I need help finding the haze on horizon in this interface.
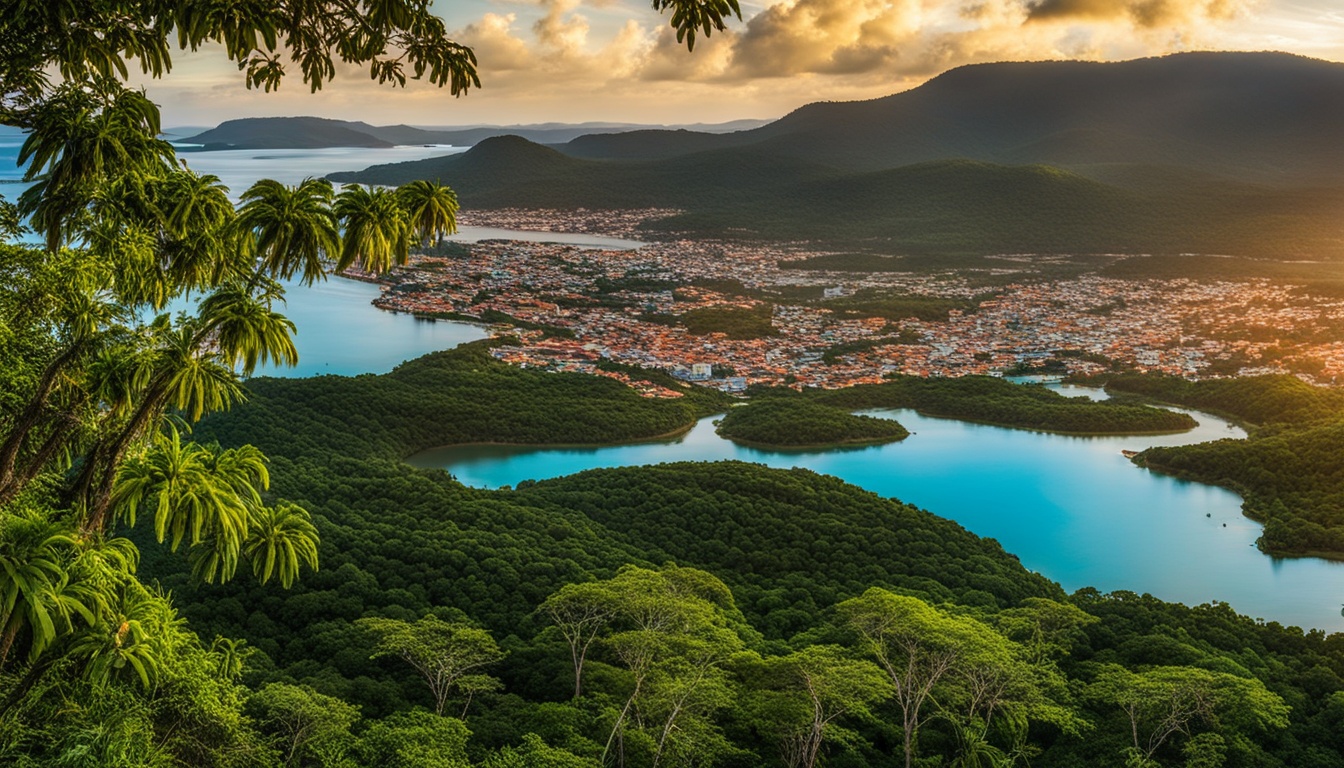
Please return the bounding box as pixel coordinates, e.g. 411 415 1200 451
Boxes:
142 0 1344 128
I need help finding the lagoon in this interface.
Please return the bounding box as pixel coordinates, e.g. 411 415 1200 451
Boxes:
409 403 1344 632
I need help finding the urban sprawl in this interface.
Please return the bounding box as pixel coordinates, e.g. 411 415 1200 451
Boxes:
361 209 1344 396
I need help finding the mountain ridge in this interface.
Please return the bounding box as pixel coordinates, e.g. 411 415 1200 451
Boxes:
328 52 1344 257
180 117 771 150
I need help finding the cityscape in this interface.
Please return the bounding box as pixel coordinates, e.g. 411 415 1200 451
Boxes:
365 208 1344 394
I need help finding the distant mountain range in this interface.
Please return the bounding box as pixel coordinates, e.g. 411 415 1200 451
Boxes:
177 117 770 150
329 52 1344 257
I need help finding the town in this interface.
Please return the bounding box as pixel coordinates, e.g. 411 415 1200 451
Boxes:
364 209 1344 394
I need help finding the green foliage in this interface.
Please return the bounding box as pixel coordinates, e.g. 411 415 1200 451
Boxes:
819 289 975 322
644 304 778 339
356 710 472 768
1098 373 1344 427
249 682 360 767
196 342 725 463
1083 663 1289 765
715 399 909 447
357 615 505 717
481 733 599 768
336 143 1344 257
744 644 892 768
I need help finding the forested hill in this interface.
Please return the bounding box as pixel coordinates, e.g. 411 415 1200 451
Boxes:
563 52 1344 184
183 117 399 149
181 117 773 150
198 342 729 461
331 137 1344 257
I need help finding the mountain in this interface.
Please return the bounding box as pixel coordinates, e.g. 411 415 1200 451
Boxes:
182 117 396 149
329 52 1344 257
329 133 1344 257
561 52 1344 186
179 117 773 150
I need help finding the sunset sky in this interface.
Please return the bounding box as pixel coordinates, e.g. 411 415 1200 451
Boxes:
144 0 1344 128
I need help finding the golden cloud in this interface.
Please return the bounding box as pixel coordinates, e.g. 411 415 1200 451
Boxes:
139 0 1305 126
1025 0 1254 27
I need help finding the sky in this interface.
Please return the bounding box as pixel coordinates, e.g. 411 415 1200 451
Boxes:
140 0 1344 128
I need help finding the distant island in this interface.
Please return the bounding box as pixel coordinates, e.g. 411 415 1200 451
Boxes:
177 116 771 150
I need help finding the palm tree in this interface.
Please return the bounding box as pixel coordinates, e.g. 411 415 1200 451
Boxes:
109 426 250 557
243 503 320 589
156 169 233 239
0 513 88 670
197 282 299 377
334 184 410 275
69 584 180 690
16 86 174 252
236 178 340 286
0 260 125 504
397 180 459 248
209 636 252 681
153 169 243 291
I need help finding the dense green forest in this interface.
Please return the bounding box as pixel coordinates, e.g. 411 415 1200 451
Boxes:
1093 375 1344 558
714 399 910 447
335 137 1344 258
138 413 1344 768
809 376 1198 435
200 343 729 462
642 304 779 339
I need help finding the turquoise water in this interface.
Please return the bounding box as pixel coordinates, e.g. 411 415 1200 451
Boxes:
203 277 490 378
409 403 1344 631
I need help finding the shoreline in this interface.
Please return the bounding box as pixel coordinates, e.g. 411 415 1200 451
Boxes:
868 407 1201 438
402 421 699 462
717 432 910 452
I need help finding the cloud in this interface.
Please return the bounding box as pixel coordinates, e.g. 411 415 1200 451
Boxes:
726 0 928 78
1025 0 1254 27
139 0 1327 127
459 13 536 71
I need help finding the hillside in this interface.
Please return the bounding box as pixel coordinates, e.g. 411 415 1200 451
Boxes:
332 136 1344 257
327 53 1344 256
182 116 398 149
563 52 1344 185
124 353 1344 767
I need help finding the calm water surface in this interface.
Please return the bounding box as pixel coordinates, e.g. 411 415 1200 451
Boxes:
410 398 1344 631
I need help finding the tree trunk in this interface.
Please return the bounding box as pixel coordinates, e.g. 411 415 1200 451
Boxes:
602 679 642 768
0 615 23 671
76 387 168 534
0 343 82 491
